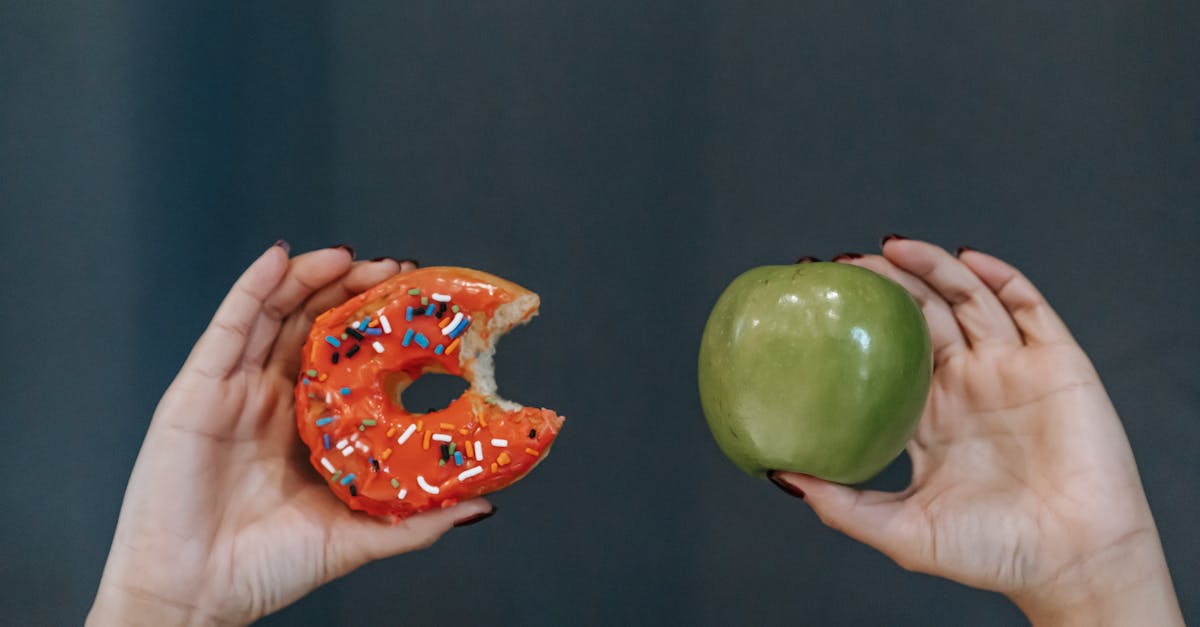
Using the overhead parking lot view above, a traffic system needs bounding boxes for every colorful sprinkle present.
[341,446,354,457]
[439,422,456,430]
[525,448,541,457]
[340,387,351,395]
[440,443,450,461]
[397,489,407,499]
[417,475,439,494]
[325,336,341,348]
[398,424,417,444]
[362,419,377,426]
[366,328,382,335]
[454,451,464,466]
[447,317,470,339]
[390,478,400,488]
[474,441,483,461]
[380,315,392,334]
[348,485,358,496]
[339,473,356,485]
[441,312,464,336]
[422,430,432,450]
[414,333,430,349]
[425,303,436,316]
[405,306,413,322]
[345,327,364,341]
[490,462,498,473]
[432,433,452,442]
[331,352,340,364]
[372,341,385,353]
[421,296,429,306]
[316,416,334,427]
[452,305,460,313]
[380,448,392,460]
[323,434,331,450]
[432,293,451,302]
[320,457,336,473]
[434,344,444,355]
[497,451,512,465]
[446,338,461,355]
[439,315,454,329]
[346,344,360,358]
[458,466,483,481]
[491,438,508,447]
[359,316,371,330]
[402,328,414,347]
[302,378,309,385]
[408,288,421,296]
[305,369,318,377]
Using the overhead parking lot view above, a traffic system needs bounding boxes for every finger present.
[882,240,1022,349]
[838,253,967,366]
[241,247,355,368]
[332,498,494,566]
[956,250,1075,346]
[182,244,289,380]
[267,259,406,377]
[771,472,924,571]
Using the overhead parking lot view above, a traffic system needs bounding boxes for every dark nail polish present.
[398,258,420,268]
[956,246,972,257]
[832,252,863,261]
[880,233,907,246]
[273,239,291,254]
[453,507,496,528]
[795,256,820,264]
[767,471,806,499]
[335,244,355,259]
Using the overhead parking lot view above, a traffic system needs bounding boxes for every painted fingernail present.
[955,246,973,257]
[273,239,291,254]
[335,244,356,259]
[795,256,820,264]
[880,233,907,246]
[398,258,420,268]
[767,471,806,499]
[832,252,863,261]
[453,507,496,528]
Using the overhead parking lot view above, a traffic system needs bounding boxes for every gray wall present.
[2,2,1196,625]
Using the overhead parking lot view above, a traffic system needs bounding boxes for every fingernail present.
[370,256,397,264]
[453,507,496,528]
[335,244,356,259]
[273,239,291,254]
[880,233,907,246]
[398,258,420,268]
[767,471,806,499]
[795,256,820,264]
[832,252,863,261]
[955,246,972,257]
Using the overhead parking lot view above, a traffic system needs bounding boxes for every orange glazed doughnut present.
[295,267,563,519]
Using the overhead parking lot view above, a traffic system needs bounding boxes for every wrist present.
[88,581,235,627]
[1010,532,1184,627]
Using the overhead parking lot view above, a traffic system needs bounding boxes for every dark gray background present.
[2,2,1197,625]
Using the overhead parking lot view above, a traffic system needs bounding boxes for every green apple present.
[698,262,932,484]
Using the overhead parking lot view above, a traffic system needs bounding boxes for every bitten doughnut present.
[294,267,563,519]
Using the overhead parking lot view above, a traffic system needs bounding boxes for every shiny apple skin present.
[699,262,932,484]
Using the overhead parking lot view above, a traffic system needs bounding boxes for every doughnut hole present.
[384,365,470,414]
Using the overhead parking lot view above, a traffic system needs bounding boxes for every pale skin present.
[773,238,1184,626]
[87,244,493,627]
[89,239,1184,625]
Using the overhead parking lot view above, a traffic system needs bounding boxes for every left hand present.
[88,243,493,627]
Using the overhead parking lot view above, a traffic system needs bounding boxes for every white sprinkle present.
[474,440,483,461]
[416,475,439,494]
[397,423,417,444]
[380,315,392,334]
[335,438,349,450]
[341,446,354,457]
[432,293,452,302]
[320,457,336,473]
[491,438,508,447]
[397,489,407,499]
[431,433,452,442]
[441,312,464,336]
[325,392,332,404]
[355,441,369,452]
[372,341,385,353]
[458,466,484,481]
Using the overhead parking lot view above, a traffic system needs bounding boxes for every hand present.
[88,244,493,627]
[772,239,1184,626]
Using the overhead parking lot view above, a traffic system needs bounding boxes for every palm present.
[777,240,1161,606]
[93,246,490,625]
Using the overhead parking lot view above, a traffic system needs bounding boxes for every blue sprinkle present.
[302,377,310,385]
[323,433,331,449]
[414,332,430,349]
[359,316,371,330]
[340,387,351,395]
[454,451,464,466]
[339,473,356,485]
[316,416,334,426]
[325,336,341,348]
[365,327,382,335]
[405,306,413,322]
[401,328,414,347]
[448,318,471,340]
[425,303,436,316]
[434,344,444,355]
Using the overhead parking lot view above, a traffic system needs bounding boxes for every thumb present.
[331,498,496,568]
[769,471,923,569]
